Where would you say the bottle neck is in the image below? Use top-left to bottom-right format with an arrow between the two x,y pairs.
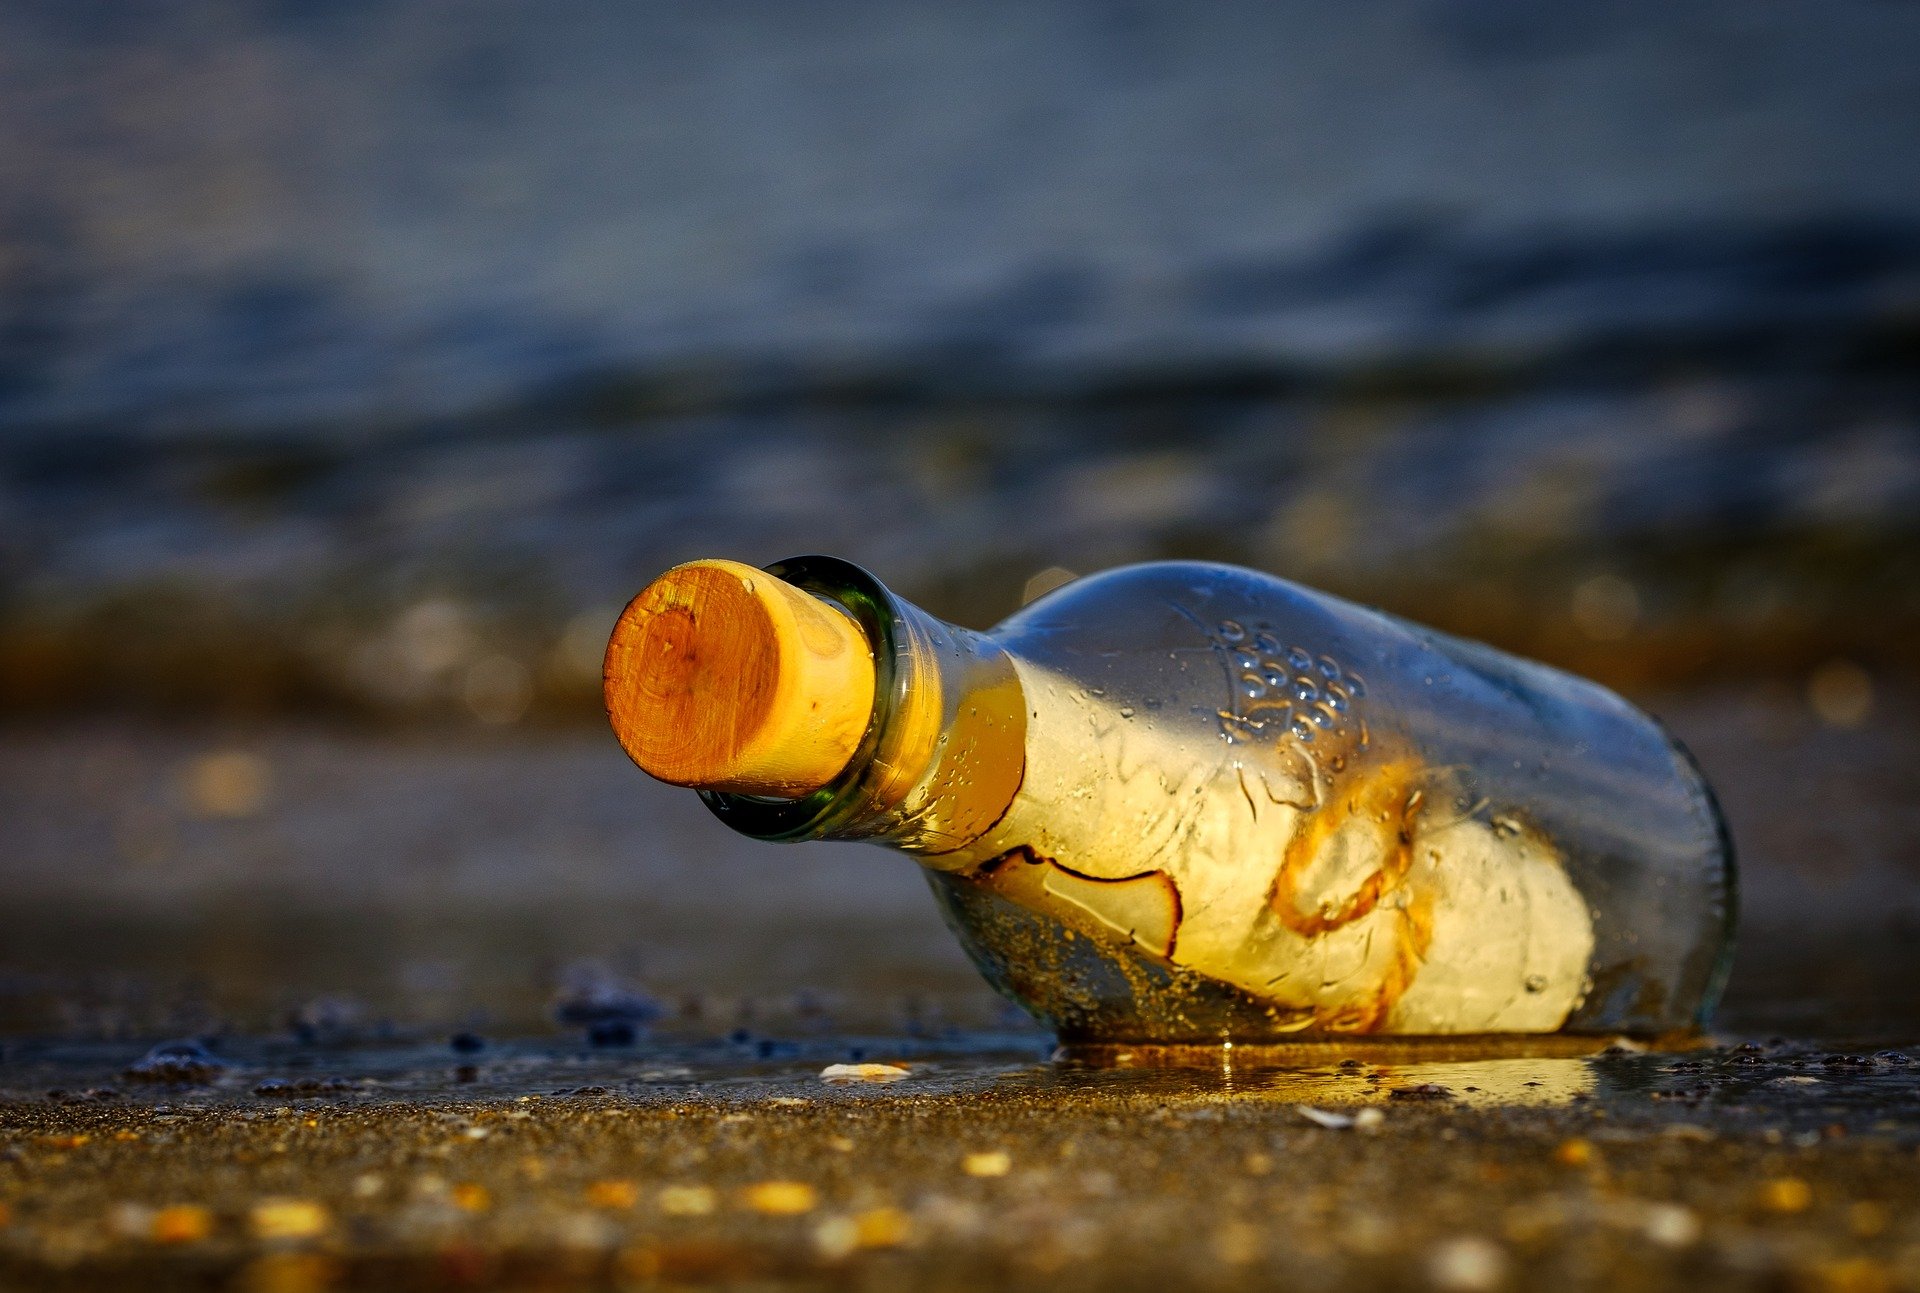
699,556 -> 1026,855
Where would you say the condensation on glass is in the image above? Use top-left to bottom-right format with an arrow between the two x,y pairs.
700,556 -> 1736,1043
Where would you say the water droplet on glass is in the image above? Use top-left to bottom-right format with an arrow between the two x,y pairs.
1291,678 -> 1320,703
1253,631 -> 1282,655
1286,646 -> 1314,671
1261,666 -> 1288,688
1240,674 -> 1267,699
1309,706 -> 1334,728
1232,649 -> 1260,671
1345,673 -> 1367,698
1317,655 -> 1341,680
1217,620 -> 1247,644
1288,717 -> 1316,742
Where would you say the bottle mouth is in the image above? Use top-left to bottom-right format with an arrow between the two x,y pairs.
698,555 -> 905,842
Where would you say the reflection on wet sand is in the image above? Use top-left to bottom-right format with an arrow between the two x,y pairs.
1048,1036 -> 1690,1106
1251,1056 -> 1598,1108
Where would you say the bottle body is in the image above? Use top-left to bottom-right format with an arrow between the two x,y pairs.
697,557 -> 1735,1042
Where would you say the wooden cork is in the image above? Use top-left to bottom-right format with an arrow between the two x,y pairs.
603,559 -> 876,796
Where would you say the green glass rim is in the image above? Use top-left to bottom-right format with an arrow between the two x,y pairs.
697,555 -> 904,842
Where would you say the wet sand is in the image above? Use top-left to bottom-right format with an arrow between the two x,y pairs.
5,1036 -> 1920,1291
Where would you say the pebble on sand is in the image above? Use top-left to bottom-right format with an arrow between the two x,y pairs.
820,1063 -> 911,1083
1554,1138 -> 1596,1167
1759,1177 -> 1813,1213
1640,1202 -> 1703,1248
743,1181 -> 819,1215
150,1205 -> 214,1244
854,1206 -> 910,1248
249,1199 -> 330,1242
1429,1236 -> 1509,1292
124,1041 -> 227,1085
814,1205 -> 912,1259
584,1180 -> 640,1209
814,1215 -> 863,1260
657,1185 -> 717,1216
108,1203 -> 154,1240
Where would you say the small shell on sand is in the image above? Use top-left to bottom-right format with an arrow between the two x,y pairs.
820,1063 -> 911,1083
1297,1106 -> 1385,1131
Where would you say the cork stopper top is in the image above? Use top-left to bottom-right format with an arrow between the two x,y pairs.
603,559 -> 877,797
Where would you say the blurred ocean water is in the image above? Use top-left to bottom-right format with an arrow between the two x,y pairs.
1,2 -> 1916,719
1,1 -> 1917,429
1,1 -> 1917,716
2,368 -> 1916,718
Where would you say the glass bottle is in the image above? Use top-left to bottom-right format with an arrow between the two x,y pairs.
604,555 -> 1736,1042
